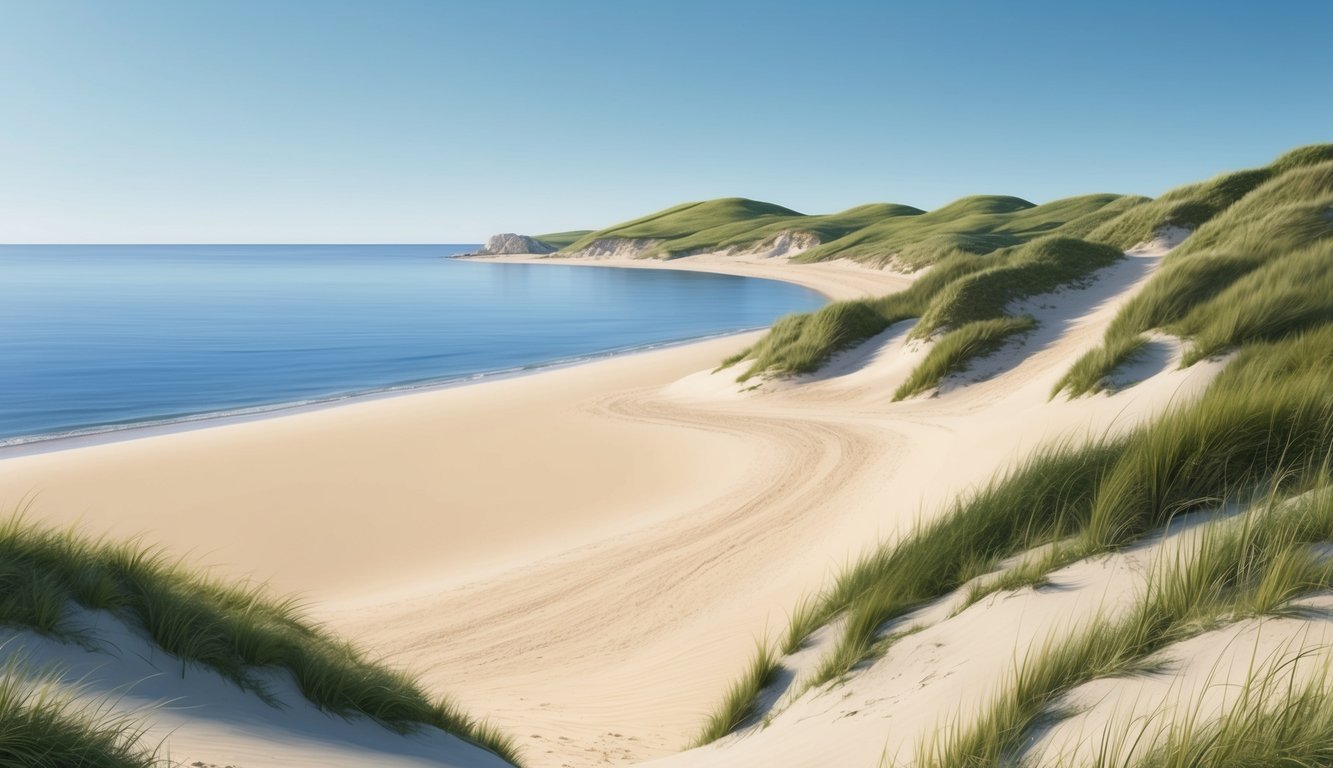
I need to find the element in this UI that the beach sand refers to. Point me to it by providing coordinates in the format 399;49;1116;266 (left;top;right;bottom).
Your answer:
0;249;1227;767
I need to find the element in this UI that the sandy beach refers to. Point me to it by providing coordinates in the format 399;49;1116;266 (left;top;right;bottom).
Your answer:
0;249;1225;766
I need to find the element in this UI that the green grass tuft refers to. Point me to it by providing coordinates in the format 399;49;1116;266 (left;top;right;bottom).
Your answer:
893;316;1036;400
0;518;522;766
1097;651;1333;767
0;651;159;768
691;639;781;746
921;483;1333;767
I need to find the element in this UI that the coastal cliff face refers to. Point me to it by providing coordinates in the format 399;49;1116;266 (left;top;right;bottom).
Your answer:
473;233;556;256
741;229;821;259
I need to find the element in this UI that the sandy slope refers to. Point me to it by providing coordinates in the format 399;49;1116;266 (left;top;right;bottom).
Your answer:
0;611;514;768
0;246;1232;767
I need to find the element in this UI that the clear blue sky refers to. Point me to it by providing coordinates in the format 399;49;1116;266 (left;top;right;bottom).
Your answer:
2;0;1329;243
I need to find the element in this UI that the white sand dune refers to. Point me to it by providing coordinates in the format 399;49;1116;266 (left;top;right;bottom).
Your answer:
0;245;1258;767
1;610;513;768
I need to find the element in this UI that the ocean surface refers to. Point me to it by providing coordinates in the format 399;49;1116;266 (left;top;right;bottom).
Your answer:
0;244;824;446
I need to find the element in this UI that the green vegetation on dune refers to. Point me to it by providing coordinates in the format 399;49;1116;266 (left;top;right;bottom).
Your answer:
722;143;1331;392
0;653;157;768
892;316;1036;400
1101;651;1333;768
735;252;1001;380
1055;150;1333;396
689;639;780;747
922;483;1333;768
0;518;521;766
1085;168;1274;250
1180;240;1333;365
912;236;1122;336
734;235;1121;390
699;321;1333;742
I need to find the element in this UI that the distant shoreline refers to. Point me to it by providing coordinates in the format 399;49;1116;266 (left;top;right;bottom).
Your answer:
0;324;764;459
4;253;905;457
2;248;836;458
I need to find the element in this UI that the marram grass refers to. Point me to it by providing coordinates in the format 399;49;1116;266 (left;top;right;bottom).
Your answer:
892;316;1036;400
690;639;780;747
0;650;158;768
920;483;1333;767
1056;151;1333;397
0;517;522;766
702;320;1333;741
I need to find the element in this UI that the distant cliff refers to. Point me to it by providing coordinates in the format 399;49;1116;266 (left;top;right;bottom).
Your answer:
470;233;557;256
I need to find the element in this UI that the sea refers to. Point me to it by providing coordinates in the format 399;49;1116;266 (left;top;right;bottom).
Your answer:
0;244;824;447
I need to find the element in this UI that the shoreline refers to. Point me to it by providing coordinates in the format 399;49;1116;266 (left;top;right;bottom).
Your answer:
1;252;888;459
461;251;913;302
0;325;767;460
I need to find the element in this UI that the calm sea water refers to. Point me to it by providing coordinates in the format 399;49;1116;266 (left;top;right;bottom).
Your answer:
0;244;823;445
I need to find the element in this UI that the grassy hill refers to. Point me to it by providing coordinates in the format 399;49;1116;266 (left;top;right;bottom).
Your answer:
559;192;1138;265
532;230;593;249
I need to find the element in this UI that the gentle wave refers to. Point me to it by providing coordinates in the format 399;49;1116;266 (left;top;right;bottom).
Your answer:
0;326;763;452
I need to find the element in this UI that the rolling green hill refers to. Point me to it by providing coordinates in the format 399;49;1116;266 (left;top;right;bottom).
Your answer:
721;143;1333;389
532;230;593;249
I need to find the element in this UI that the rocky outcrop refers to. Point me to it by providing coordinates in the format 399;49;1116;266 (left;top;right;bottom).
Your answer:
473;233;556;256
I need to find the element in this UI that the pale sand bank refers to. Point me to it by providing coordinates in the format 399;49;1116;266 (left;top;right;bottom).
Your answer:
0;249;1229;767
465;251;913;301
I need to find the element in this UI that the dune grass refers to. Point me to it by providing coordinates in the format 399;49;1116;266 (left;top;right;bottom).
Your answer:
1051;333;1150;397
807;441;1125;685
688;143;1333;753
0;651;159;768
1178;239;1333;364
1094;651;1333;768
0;517;522;766
953;540;1087;616
893;316;1036;400
734;323;1333;720
730;252;1002;381
920;483;1333;767
1055;151;1333;397
1086;168;1273;250
912;237;1123;336
732;235;1122;387
690;639;780;747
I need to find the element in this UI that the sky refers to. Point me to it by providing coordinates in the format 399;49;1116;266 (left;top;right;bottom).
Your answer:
1;1;1330;243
